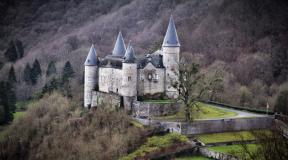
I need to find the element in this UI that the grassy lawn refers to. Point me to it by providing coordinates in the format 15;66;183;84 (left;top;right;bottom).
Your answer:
13;111;26;119
120;133;188;160
152;102;237;121
197;130;270;144
0;112;26;141
0;100;33;141
142;99;176;104
208;144;259;159
175;155;213;160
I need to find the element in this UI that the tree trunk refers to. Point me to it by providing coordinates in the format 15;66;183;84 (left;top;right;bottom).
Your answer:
185;104;191;122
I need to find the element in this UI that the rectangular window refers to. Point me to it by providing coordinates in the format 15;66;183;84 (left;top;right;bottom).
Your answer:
128;76;131;81
148;74;152;80
154;74;159;80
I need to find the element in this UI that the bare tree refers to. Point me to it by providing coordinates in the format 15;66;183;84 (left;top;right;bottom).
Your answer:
172;58;222;122
235;127;288;160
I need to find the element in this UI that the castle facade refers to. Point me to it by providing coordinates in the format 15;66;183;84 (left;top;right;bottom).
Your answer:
84;16;180;109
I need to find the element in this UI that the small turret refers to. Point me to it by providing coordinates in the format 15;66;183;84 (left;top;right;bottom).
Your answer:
84;44;99;108
112;31;126;57
84;44;99;66
162;15;180;99
123;42;136;63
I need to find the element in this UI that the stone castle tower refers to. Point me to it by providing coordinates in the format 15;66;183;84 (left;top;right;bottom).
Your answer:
84;45;99;108
162;16;180;98
84;15;180;108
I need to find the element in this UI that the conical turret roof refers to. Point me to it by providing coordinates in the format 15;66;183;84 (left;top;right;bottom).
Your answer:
124;43;136;63
84;44;99;66
162;15;180;47
112;31;126;57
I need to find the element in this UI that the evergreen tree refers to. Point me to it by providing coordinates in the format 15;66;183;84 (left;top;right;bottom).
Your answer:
0;81;16;124
8;66;17;83
6;82;16;113
46;61;57;76
31;59;42;85
0;105;5;124
62;61;74;81
4;41;18;62
62;80;73;98
32;59;42;76
23;63;32;84
42;77;59;96
41;77;65;98
61;61;74;98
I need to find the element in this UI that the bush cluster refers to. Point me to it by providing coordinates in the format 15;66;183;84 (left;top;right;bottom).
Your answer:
0;92;145;160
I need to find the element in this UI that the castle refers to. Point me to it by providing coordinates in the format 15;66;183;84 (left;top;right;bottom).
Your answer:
84;16;180;109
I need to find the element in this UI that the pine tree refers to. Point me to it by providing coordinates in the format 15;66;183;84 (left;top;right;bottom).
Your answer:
4;41;18;62
31;59;42;85
0;81;15;124
6;82;16;114
32;59;42;76
23;63;32;84
3;39;24;63
61;61;74;98
62;61;74;81
0;105;5;124
8;66;17;83
46;61;57;76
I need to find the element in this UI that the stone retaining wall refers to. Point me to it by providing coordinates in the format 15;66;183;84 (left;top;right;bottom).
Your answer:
132;101;180;117
91;91;121;109
181;117;274;135
199;147;239;160
134;116;274;135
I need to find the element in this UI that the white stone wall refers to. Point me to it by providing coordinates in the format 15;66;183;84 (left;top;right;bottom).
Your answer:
162;47;180;98
137;62;165;96
121;63;137;97
84;66;98;107
98;67;122;94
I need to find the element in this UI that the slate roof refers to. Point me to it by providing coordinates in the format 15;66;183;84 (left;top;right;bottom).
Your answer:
84;44;99;66
112;31;126;57
162;15;180;47
138;52;164;69
123;44;136;63
100;58;122;69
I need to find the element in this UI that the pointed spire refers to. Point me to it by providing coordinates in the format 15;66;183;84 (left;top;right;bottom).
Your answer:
84;44;99;66
162;15;180;47
112;31;126;57
124;40;131;58
124;43;136;63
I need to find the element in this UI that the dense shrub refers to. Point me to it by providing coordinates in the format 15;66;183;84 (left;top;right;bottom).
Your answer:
0;92;146;160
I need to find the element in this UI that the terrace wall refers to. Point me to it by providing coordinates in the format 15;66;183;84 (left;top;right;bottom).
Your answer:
132;101;180;117
180;117;274;135
199;147;239;160
91;91;121;109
